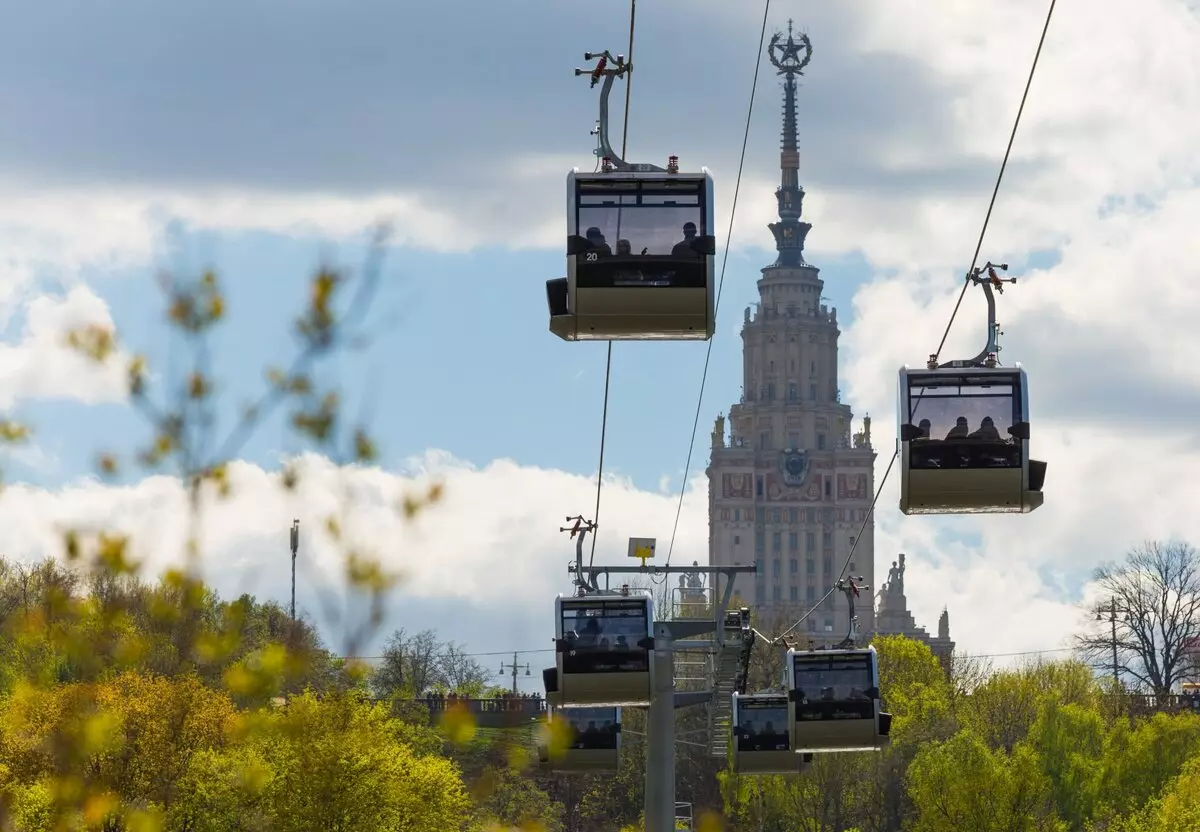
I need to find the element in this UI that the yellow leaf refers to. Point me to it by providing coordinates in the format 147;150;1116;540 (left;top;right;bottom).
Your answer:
0;419;31;443
125;807;165;832
188;372;209;399
81;711;123;757
83;792;119;825
440;702;477;746
353;428;377;462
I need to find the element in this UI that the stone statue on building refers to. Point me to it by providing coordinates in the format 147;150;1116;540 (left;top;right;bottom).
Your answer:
712;414;726;448
886;554;905;598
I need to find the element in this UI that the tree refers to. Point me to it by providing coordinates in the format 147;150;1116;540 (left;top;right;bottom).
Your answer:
372;627;489;697
1075;540;1200;698
244;690;471;832
906;733;1065;832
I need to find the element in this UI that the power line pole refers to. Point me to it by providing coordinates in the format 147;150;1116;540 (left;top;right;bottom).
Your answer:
1098;596;1127;692
290;519;299;621
499;652;530;694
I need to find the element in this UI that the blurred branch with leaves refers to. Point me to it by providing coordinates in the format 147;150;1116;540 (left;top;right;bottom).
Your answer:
0;223;453;830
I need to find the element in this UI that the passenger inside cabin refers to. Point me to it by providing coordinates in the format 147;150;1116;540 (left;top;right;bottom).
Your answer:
585;227;612;256
969;416;1002;441
945;416;970;439
577;616;603;646
616;238;632;256
671;222;702;258
917;419;931;439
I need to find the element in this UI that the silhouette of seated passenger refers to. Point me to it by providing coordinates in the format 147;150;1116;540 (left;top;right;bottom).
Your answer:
671;222;703;258
616;239;632;256
915;419;932;439
578;617;603;647
969;416;1002;441
585;227;612;256
945;417;970;440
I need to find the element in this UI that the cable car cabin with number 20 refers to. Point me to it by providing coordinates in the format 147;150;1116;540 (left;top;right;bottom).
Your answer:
538;705;621;773
548;594;653;708
788;646;891;754
898;365;1046;514
732;692;814;774
547;169;716;342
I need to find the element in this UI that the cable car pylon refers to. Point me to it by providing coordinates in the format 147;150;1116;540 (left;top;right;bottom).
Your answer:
544;515;754;832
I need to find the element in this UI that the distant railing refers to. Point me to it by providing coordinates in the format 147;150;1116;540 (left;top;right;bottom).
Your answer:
395;695;548;729
1125;693;1200;717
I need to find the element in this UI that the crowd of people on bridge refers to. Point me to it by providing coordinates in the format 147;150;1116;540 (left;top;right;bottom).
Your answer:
420;690;546;712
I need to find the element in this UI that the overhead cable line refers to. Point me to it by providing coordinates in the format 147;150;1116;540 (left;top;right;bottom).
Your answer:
665;0;774;569
771;0;1057;644
340;642;1079;662
772;448;898;644
932;0;1057;363
589;0;638;569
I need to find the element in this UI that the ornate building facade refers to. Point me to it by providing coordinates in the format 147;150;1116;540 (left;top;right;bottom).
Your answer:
706;23;877;646
705;23;955;661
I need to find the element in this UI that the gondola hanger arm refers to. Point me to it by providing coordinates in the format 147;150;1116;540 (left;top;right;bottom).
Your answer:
575;51;665;173
933;261;1018;370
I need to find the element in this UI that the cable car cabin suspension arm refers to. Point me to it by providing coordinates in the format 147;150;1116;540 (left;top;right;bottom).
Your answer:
575;51;665;173
562;515;601;594
934;262;1018;370
834;577;868;649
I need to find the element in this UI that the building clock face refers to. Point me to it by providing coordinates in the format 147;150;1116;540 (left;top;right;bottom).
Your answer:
779;450;810;487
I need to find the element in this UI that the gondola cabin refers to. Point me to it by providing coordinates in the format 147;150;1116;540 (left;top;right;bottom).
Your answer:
787;646;891;753
547;168;716;341
731;693;814;774
538;705;621;773
550;593;653;707
897;365;1046;514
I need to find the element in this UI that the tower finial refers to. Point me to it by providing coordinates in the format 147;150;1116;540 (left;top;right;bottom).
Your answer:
766;25;813;267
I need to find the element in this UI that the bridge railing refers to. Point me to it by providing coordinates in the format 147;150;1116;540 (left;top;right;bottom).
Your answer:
392;696;548;729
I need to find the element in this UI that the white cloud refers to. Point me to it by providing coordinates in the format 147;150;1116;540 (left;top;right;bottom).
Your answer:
0;452;708;657
0;449;1106;668
0;284;128;409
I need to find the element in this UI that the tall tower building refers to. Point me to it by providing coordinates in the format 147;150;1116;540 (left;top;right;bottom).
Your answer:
707;22;877;645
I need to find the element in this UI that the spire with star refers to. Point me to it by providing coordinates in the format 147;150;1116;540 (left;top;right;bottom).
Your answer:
766;20;813;267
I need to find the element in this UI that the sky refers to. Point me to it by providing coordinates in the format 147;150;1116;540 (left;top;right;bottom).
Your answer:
2;0;1200;691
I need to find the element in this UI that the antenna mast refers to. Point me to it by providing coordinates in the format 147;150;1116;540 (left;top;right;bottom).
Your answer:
289;519;300;621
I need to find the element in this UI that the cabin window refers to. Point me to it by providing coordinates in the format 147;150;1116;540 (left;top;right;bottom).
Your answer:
905;373;1022;471
563;707;620;750
560;599;650;674
575;184;706;256
735;700;789;752
792;653;874;720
